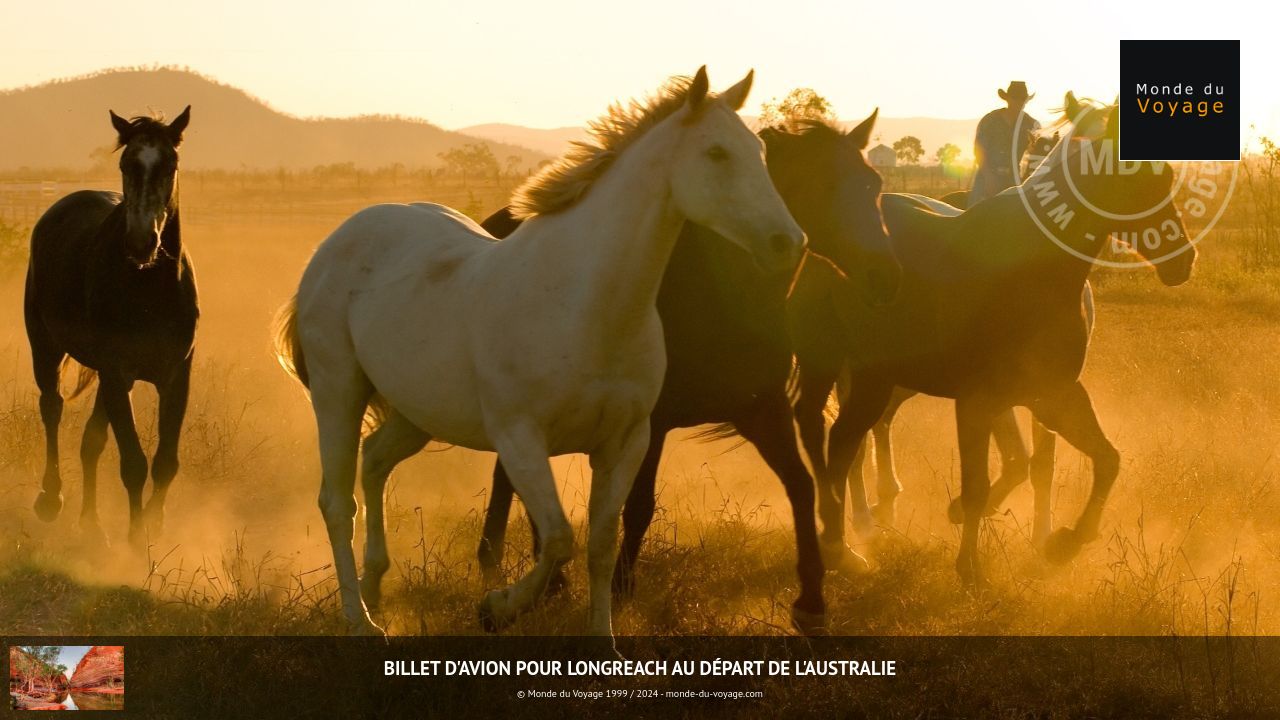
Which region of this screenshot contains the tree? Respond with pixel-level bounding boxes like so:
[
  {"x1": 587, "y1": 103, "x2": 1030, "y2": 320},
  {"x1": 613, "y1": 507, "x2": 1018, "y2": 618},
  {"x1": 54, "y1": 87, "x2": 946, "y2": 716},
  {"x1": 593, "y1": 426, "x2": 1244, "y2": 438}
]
[
  {"x1": 893, "y1": 136, "x2": 925, "y2": 165},
  {"x1": 14, "y1": 647, "x2": 63, "y2": 696},
  {"x1": 437, "y1": 143, "x2": 499, "y2": 185},
  {"x1": 935, "y1": 143, "x2": 961, "y2": 167},
  {"x1": 88, "y1": 144, "x2": 117, "y2": 175},
  {"x1": 758, "y1": 88, "x2": 835, "y2": 129},
  {"x1": 504, "y1": 155, "x2": 523, "y2": 177}
]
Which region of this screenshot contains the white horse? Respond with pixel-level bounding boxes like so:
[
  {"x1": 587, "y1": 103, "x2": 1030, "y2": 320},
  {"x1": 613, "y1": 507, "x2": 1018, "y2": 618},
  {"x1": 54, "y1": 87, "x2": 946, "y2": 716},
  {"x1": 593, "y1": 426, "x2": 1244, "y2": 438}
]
[{"x1": 275, "y1": 67, "x2": 804, "y2": 645}]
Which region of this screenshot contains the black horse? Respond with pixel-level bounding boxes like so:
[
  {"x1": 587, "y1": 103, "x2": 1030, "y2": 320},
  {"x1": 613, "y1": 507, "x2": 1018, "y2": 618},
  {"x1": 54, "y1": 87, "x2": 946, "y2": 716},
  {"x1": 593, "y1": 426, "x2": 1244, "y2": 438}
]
[
  {"x1": 26, "y1": 107, "x2": 198, "y2": 547},
  {"x1": 472, "y1": 115, "x2": 900, "y2": 634}
]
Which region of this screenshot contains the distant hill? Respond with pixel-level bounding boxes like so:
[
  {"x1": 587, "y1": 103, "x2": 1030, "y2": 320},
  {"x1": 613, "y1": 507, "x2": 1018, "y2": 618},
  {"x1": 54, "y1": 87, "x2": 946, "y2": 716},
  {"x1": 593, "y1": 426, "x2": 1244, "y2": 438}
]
[
  {"x1": 459, "y1": 123, "x2": 587, "y2": 159},
  {"x1": 0, "y1": 68, "x2": 549, "y2": 171},
  {"x1": 463, "y1": 116, "x2": 981, "y2": 164}
]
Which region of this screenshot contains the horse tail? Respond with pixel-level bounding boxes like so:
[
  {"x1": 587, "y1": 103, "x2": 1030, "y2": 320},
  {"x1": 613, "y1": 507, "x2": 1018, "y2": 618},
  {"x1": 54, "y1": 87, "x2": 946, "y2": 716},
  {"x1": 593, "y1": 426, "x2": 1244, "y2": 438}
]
[
  {"x1": 688, "y1": 422, "x2": 745, "y2": 446},
  {"x1": 59, "y1": 358, "x2": 98, "y2": 400},
  {"x1": 273, "y1": 295, "x2": 389, "y2": 435},
  {"x1": 273, "y1": 295, "x2": 309, "y2": 389}
]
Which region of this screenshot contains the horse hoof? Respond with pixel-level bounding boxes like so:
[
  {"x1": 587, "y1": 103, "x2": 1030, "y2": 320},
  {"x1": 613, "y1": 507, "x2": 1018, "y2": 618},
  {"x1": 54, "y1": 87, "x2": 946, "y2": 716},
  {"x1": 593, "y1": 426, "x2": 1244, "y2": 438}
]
[
  {"x1": 33, "y1": 492, "x2": 63, "y2": 522},
  {"x1": 791, "y1": 606, "x2": 828, "y2": 637},
  {"x1": 479, "y1": 563, "x2": 504, "y2": 587},
  {"x1": 80, "y1": 521, "x2": 110, "y2": 548},
  {"x1": 946, "y1": 497, "x2": 965, "y2": 525},
  {"x1": 1043, "y1": 527, "x2": 1083, "y2": 565},
  {"x1": 851, "y1": 511, "x2": 877, "y2": 539},
  {"x1": 955, "y1": 554, "x2": 984, "y2": 588},
  {"x1": 870, "y1": 502, "x2": 896, "y2": 528},
  {"x1": 546, "y1": 567, "x2": 571, "y2": 598},
  {"x1": 360, "y1": 582, "x2": 383, "y2": 616},
  {"x1": 348, "y1": 617, "x2": 386, "y2": 637},
  {"x1": 820, "y1": 540, "x2": 871, "y2": 575},
  {"x1": 478, "y1": 589, "x2": 513, "y2": 633},
  {"x1": 127, "y1": 524, "x2": 149, "y2": 554}
]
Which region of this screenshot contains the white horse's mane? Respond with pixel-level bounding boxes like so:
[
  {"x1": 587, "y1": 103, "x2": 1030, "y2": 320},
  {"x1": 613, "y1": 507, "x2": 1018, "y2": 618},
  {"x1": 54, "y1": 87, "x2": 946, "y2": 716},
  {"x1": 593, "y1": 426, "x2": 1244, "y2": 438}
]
[{"x1": 510, "y1": 75, "x2": 700, "y2": 220}]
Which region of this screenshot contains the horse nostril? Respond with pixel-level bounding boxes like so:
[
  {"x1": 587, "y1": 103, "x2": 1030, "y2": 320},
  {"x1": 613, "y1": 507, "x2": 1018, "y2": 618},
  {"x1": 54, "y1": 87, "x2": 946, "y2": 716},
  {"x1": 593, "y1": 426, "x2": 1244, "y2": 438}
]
[{"x1": 769, "y1": 233, "x2": 795, "y2": 257}]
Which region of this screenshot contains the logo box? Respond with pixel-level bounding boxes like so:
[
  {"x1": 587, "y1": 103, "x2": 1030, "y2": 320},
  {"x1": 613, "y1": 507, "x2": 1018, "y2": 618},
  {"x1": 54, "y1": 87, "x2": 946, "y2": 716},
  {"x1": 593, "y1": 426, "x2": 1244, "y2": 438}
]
[{"x1": 1119, "y1": 39, "x2": 1240, "y2": 161}]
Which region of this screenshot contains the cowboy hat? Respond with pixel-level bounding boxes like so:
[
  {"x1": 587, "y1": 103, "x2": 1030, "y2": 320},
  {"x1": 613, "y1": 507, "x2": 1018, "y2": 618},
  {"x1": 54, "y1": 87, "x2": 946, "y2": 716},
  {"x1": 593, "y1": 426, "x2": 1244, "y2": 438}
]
[{"x1": 998, "y1": 81, "x2": 1034, "y2": 102}]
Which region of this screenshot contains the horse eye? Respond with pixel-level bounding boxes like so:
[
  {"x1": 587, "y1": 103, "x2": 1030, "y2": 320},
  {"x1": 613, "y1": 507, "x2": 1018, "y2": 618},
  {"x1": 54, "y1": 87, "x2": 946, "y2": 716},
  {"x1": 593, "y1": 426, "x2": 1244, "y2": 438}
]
[{"x1": 707, "y1": 145, "x2": 729, "y2": 162}]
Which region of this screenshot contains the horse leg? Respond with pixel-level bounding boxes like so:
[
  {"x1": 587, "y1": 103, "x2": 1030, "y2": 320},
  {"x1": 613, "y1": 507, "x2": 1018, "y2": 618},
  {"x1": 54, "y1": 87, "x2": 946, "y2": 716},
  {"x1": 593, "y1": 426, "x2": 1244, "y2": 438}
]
[
  {"x1": 585, "y1": 419, "x2": 651, "y2": 645},
  {"x1": 1028, "y1": 417, "x2": 1058, "y2": 547},
  {"x1": 794, "y1": 364, "x2": 835, "y2": 481},
  {"x1": 78, "y1": 386, "x2": 110, "y2": 544},
  {"x1": 1031, "y1": 382, "x2": 1118, "y2": 564},
  {"x1": 954, "y1": 396, "x2": 999, "y2": 586},
  {"x1": 30, "y1": 339, "x2": 65, "y2": 522},
  {"x1": 987, "y1": 409, "x2": 1030, "y2": 513},
  {"x1": 143, "y1": 357, "x2": 192, "y2": 536},
  {"x1": 612, "y1": 424, "x2": 666, "y2": 599},
  {"x1": 734, "y1": 391, "x2": 826, "y2": 635},
  {"x1": 477, "y1": 461, "x2": 516, "y2": 582},
  {"x1": 311, "y1": 366, "x2": 383, "y2": 635},
  {"x1": 823, "y1": 380, "x2": 893, "y2": 567},
  {"x1": 98, "y1": 376, "x2": 149, "y2": 549},
  {"x1": 949, "y1": 408, "x2": 1029, "y2": 522},
  {"x1": 479, "y1": 422, "x2": 572, "y2": 632},
  {"x1": 869, "y1": 388, "x2": 911, "y2": 527},
  {"x1": 359, "y1": 409, "x2": 429, "y2": 615},
  {"x1": 482, "y1": 461, "x2": 571, "y2": 597}
]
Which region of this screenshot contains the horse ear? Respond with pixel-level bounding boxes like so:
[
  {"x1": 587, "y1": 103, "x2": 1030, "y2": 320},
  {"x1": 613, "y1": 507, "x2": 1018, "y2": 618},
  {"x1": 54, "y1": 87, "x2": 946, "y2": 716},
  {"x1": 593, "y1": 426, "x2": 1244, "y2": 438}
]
[
  {"x1": 1063, "y1": 91, "x2": 1081, "y2": 121},
  {"x1": 686, "y1": 66, "x2": 710, "y2": 112},
  {"x1": 846, "y1": 108, "x2": 878, "y2": 150},
  {"x1": 719, "y1": 69, "x2": 754, "y2": 111},
  {"x1": 167, "y1": 105, "x2": 191, "y2": 144},
  {"x1": 109, "y1": 110, "x2": 132, "y2": 143}
]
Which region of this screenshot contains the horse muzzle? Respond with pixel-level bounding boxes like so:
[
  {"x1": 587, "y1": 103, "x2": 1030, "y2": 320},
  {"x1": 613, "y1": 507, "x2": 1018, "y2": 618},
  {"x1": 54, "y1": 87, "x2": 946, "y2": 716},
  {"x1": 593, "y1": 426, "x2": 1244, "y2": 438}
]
[
  {"x1": 753, "y1": 229, "x2": 807, "y2": 277},
  {"x1": 124, "y1": 231, "x2": 162, "y2": 268}
]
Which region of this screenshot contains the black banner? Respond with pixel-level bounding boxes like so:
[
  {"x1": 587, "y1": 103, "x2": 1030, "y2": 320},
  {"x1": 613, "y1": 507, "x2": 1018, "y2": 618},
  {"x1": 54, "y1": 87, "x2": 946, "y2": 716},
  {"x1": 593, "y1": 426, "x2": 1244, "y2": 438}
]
[{"x1": 7, "y1": 636, "x2": 1280, "y2": 718}]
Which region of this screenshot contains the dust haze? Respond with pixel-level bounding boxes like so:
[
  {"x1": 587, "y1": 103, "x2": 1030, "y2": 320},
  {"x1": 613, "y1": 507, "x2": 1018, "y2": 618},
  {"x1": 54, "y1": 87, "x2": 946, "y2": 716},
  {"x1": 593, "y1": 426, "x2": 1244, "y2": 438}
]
[{"x1": 1, "y1": 76, "x2": 1279, "y2": 640}]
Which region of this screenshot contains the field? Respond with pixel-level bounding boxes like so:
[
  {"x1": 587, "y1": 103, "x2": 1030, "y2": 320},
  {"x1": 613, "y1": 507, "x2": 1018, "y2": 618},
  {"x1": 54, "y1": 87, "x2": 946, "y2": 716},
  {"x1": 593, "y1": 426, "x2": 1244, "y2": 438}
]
[{"x1": 1, "y1": 160, "x2": 1279, "y2": 653}]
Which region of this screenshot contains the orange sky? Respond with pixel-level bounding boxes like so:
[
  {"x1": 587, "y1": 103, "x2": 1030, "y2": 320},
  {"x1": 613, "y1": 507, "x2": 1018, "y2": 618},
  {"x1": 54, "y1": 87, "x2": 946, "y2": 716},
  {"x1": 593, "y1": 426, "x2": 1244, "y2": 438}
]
[{"x1": 2, "y1": 0, "x2": 1275, "y2": 145}]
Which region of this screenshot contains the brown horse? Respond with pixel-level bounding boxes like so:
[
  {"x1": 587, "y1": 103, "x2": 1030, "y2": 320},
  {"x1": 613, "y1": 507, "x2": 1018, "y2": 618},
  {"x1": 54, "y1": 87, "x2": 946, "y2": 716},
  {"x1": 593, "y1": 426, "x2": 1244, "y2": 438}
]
[
  {"x1": 846, "y1": 94, "x2": 1111, "y2": 544},
  {"x1": 26, "y1": 108, "x2": 197, "y2": 548},
  {"x1": 790, "y1": 107, "x2": 1196, "y2": 583}
]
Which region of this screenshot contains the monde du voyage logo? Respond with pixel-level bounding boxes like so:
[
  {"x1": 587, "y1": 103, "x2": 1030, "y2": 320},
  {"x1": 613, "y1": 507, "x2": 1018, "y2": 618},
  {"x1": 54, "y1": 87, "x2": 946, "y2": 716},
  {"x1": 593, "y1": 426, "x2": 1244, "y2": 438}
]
[{"x1": 1120, "y1": 39, "x2": 1240, "y2": 161}]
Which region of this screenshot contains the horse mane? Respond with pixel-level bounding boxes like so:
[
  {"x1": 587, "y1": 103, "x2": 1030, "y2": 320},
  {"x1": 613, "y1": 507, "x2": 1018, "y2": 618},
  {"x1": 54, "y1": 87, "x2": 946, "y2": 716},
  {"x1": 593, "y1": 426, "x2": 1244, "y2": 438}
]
[
  {"x1": 1033, "y1": 95, "x2": 1112, "y2": 142},
  {"x1": 784, "y1": 118, "x2": 849, "y2": 139},
  {"x1": 113, "y1": 113, "x2": 172, "y2": 150},
  {"x1": 1019, "y1": 96, "x2": 1116, "y2": 181},
  {"x1": 509, "y1": 75, "x2": 699, "y2": 219}
]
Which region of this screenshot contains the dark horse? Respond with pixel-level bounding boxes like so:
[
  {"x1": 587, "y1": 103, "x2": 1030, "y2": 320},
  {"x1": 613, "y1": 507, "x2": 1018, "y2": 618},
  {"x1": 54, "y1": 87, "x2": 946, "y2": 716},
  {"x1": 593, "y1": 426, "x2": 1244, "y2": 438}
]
[
  {"x1": 847, "y1": 95, "x2": 1112, "y2": 543},
  {"x1": 790, "y1": 108, "x2": 1195, "y2": 583},
  {"x1": 26, "y1": 107, "x2": 198, "y2": 547},
  {"x1": 472, "y1": 114, "x2": 900, "y2": 634}
]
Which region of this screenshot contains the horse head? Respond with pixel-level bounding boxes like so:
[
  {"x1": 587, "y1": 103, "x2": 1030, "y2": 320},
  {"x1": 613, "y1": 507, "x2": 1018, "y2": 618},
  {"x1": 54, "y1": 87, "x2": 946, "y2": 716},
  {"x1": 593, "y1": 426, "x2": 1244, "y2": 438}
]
[
  {"x1": 668, "y1": 67, "x2": 806, "y2": 276},
  {"x1": 109, "y1": 106, "x2": 189, "y2": 267},
  {"x1": 760, "y1": 110, "x2": 901, "y2": 306},
  {"x1": 1069, "y1": 106, "x2": 1195, "y2": 285}
]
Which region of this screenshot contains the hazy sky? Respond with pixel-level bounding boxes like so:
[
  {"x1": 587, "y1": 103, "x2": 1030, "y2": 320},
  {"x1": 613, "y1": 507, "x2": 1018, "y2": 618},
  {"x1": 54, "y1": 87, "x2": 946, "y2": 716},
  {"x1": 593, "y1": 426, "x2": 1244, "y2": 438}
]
[
  {"x1": 54, "y1": 646, "x2": 91, "y2": 674},
  {"x1": 2, "y1": 0, "x2": 1276, "y2": 142}
]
